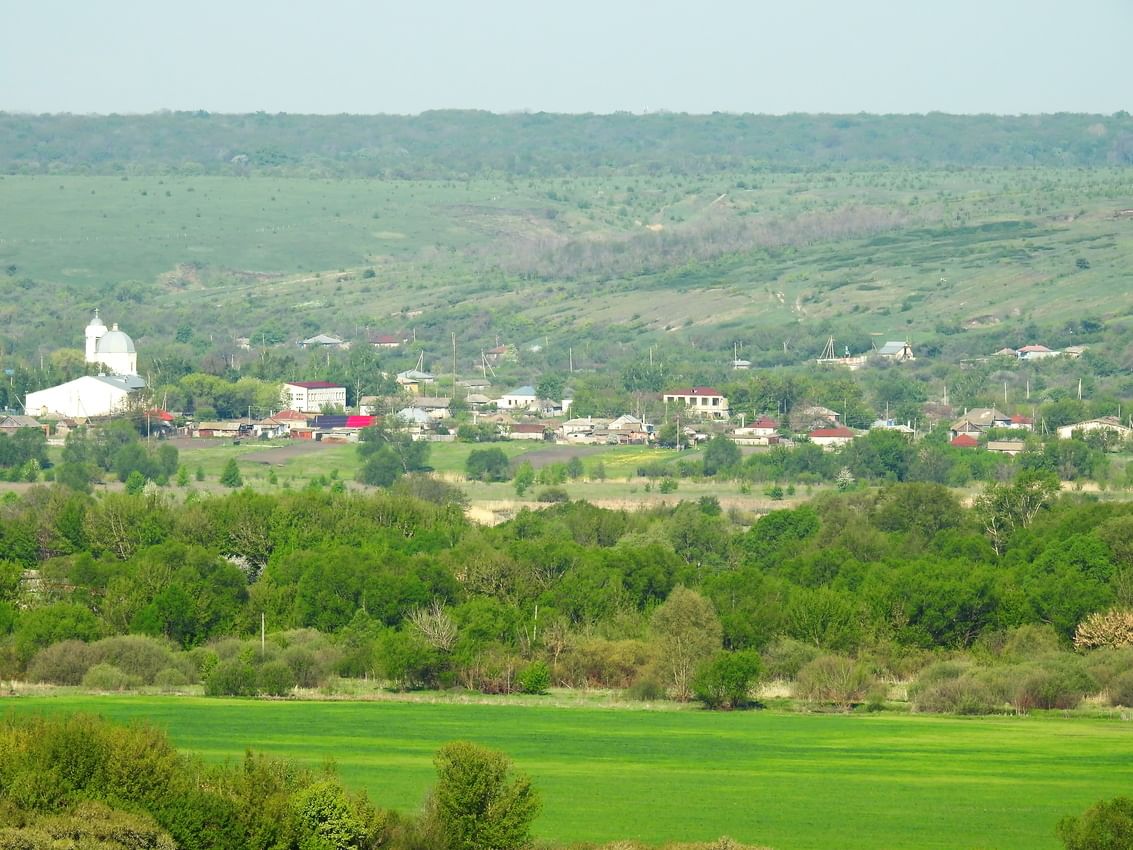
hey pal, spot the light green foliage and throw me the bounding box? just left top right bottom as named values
left=429, top=741, right=540, bottom=850
left=517, top=661, right=551, bottom=695
left=513, top=462, right=535, bottom=496
left=651, top=587, right=723, bottom=700
left=692, top=650, right=762, bottom=710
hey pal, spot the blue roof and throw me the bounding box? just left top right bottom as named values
left=508, top=385, right=537, bottom=396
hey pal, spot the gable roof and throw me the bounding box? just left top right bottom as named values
left=877, top=340, right=910, bottom=355
left=301, top=334, right=343, bottom=346
left=665, top=386, right=723, bottom=398
left=810, top=427, right=855, bottom=438
left=284, top=381, right=343, bottom=390
left=950, top=434, right=979, bottom=448
left=503, top=385, right=536, bottom=397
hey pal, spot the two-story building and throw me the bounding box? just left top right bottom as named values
left=662, top=387, right=730, bottom=420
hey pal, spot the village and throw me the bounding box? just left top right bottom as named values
left=3, top=315, right=1129, bottom=469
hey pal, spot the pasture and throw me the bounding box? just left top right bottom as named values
left=3, top=696, right=1130, bottom=850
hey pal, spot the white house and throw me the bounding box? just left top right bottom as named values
left=875, top=340, right=915, bottom=362
left=281, top=381, right=347, bottom=413
left=496, top=385, right=538, bottom=410
left=809, top=426, right=856, bottom=449
left=1016, top=344, right=1060, bottom=361
left=1057, top=417, right=1133, bottom=441
left=662, top=387, right=730, bottom=420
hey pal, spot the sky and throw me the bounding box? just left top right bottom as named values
left=2, top=0, right=1129, bottom=116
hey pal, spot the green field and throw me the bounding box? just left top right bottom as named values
left=3, top=696, right=1130, bottom=850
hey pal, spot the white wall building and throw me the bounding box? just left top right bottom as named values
left=84, top=309, right=138, bottom=376
left=26, top=374, right=146, bottom=418
left=281, top=381, right=347, bottom=413
left=662, top=387, right=730, bottom=420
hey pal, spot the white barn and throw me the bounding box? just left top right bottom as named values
left=26, top=374, right=146, bottom=418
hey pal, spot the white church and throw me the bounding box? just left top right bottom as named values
left=24, top=310, right=147, bottom=418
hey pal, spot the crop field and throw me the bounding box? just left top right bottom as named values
left=3, top=696, right=1131, bottom=850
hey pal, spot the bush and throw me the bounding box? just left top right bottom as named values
left=625, top=677, right=665, bottom=701
left=90, top=634, right=177, bottom=685
left=913, top=676, right=1002, bottom=715
left=1107, top=670, right=1133, bottom=707
left=794, top=654, right=875, bottom=709
left=1075, top=608, right=1133, bottom=650
left=256, top=661, right=295, bottom=697
left=1057, top=796, right=1133, bottom=850
left=204, top=658, right=256, bottom=697
left=81, top=663, right=139, bottom=692
left=693, top=650, right=762, bottom=710
left=517, top=661, right=551, bottom=695
left=465, top=448, right=511, bottom=482
left=761, top=638, right=821, bottom=681
left=26, top=640, right=96, bottom=685
left=1011, top=659, right=1096, bottom=712
left=154, top=667, right=190, bottom=691
left=535, top=486, right=569, bottom=503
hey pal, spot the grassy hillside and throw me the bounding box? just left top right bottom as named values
left=6, top=696, right=1132, bottom=850
left=2, top=168, right=1132, bottom=368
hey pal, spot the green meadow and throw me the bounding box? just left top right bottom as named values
left=3, top=696, right=1130, bottom=850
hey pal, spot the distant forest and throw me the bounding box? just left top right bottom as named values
left=3, top=111, right=1133, bottom=177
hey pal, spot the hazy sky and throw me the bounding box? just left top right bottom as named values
left=3, top=0, right=1129, bottom=115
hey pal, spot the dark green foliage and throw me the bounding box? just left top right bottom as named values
left=693, top=650, right=762, bottom=710
left=702, top=436, right=741, bottom=477
left=465, top=448, right=511, bottom=482
left=219, top=458, right=243, bottom=489
left=205, top=658, right=256, bottom=697
left=428, top=741, right=540, bottom=850
left=535, top=487, right=569, bottom=503
left=1058, top=797, right=1133, bottom=850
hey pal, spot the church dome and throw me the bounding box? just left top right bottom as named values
left=86, top=310, right=107, bottom=333
left=96, top=323, right=136, bottom=354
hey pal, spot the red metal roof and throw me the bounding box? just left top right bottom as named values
left=274, top=409, right=311, bottom=421
left=810, top=427, right=855, bottom=438
left=665, top=387, right=723, bottom=397
left=950, top=434, right=979, bottom=448
left=285, top=381, right=343, bottom=389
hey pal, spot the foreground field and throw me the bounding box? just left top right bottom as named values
left=3, top=697, right=1130, bottom=850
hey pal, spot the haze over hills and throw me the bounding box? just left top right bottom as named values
left=1, top=111, right=1132, bottom=401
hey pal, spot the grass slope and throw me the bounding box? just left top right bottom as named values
left=4, top=697, right=1130, bottom=850
left=3, top=170, right=1133, bottom=359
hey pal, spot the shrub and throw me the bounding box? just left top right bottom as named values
left=794, top=654, right=875, bottom=709
left=1000, top=624, right=1063, bottom=659
left=81, top=663, right=139, bottom=692
left=625, top=677, right=665, bottom=701
left=90, top=634, right=177, bottom=685
left=26, top=640, right=96, bottom=685
left=1108, top=670, right=1133, bottom=707
left=1057, top=796, right=1133, bottom=850
left=693, top=651, right=762, bottom=710
left=536, top=487, right=569, bottom=503
left=517, top=661, right=551, bottom=695
left=658, top=478, right=678, bottom=494
left=282, top=645, right=330, bottom=689
left=761, top=638, right=821, bottom=681
left=257, top=661, right=295, bottom=697
left=204, top=658, right=256, bottom=697
left=913, top=676, right=1002, bottom=715
left=1011, top=659, right=1096, bottom=712
left=154, top=667, right=190, bottom=691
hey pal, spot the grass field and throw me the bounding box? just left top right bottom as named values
left=3, top=696, right=1130, bottom=850
left=4, top=169, right=1133, bottom=361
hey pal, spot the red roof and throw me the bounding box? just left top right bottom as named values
left=511, top=423, right=547, bottom=433
left=753, top=416, right=779, bottom=429
left=285, top=381, right=343, bottom=390
left=1017, top=344, right=1052, bottom=353
left=666, top=387, right=723, bottom=398
left=951, top=434, right=979, bottom=448
left=346, top=415, right=376, bottom=428
left=1010, top=414, right=1034, bottom=425
left=274, top=409, right=311, bottom=421
left=146, top=408, right=175, bottom=422
left=371, top=335, right=403, bottom=345
left=810, top=427, right=855, bottom=438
